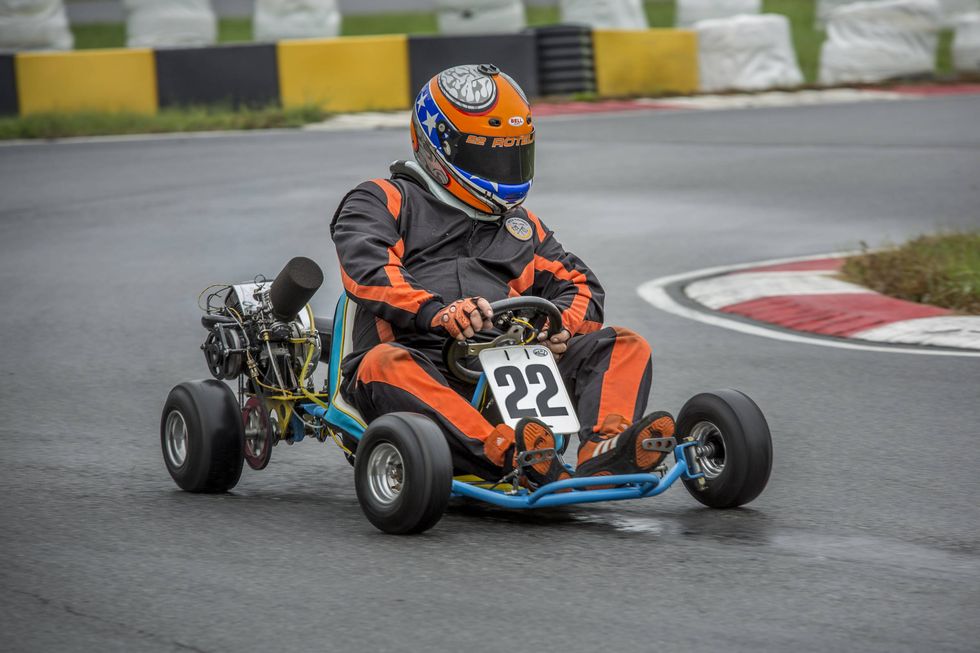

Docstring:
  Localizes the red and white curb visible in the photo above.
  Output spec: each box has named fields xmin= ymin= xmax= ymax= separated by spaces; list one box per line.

xmin=638 ymin=253 xmax=980 ymax=357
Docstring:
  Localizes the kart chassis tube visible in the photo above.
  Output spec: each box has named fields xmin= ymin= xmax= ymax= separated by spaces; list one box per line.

xmin=303 ymin=400 xmax=701 ymax=509
xmin=305 ymin=315 xmax=703 ymax=509
xmin=449 ymin=443 xmax=700 ymax=509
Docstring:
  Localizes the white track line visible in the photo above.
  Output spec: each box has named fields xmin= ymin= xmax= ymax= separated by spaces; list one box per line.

xmin=637 ymin=252 xmax=980 ymax=358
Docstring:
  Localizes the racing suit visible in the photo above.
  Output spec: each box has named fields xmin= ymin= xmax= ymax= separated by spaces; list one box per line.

xmin=330 ymin=164 xmax=653 ymax=479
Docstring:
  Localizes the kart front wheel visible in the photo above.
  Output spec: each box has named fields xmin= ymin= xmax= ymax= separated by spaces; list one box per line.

xmin=676 ymin=389 xmax=772 ymax=509
xmin=161 ymin=380 xmax=244 ymax=493
xmin=354 ymin=413 xmax=453 ymax=535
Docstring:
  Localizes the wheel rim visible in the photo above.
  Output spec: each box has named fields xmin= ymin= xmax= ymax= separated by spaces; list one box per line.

xmin=164 ymin=410 xmax=189 ymax=468
xmin=690 ymin=420 xmax=726 ymax=479
xmin=366 ymin=442 xmax=404 ymax=505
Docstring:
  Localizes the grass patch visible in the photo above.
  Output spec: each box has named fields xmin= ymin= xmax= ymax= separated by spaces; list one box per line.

xmin=342 ymin=11 xmax=437 ymax=36
xmin=0 ymin=105 xmax=328 ymax=140
xmin=842 ymin=232 xmax=980 ymax=314
xmin=72 ymin=19 xmax=255 ymax=49
xmin=72 ymin=22 xmax=125 ymax=49
xmin=937 ymin=30 xmax=954 ymax=76
xmin=763 ymin=0 xmax=822 ymax=84
xmin=645 ymin=0 xmax=676 ymax=27
xmin=218 ymin=17 xmax=253 ymax=43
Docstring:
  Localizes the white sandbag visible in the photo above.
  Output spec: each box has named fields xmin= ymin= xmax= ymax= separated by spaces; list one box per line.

xmin=815 ymin=0 xmax=863 ymax=29
xmin=124 ymin=0 xmax=216 ymax=48
xmin=0 ymin=0 xmax=73 ymax=51
xmin=952 ymin=11 xmax=980 ymax=70
xmin=696 ymin=13 xmax=803 ymax=92
xmin=559 ymin=0 xmax=648 ymax=29
xmin=819 ymin=0 xmax=942 ymax=85
xmin=676 ymin=0 xmax=761 ymax=28
xmin=436 ymin=0 xmax=526 ymax=34
xmin=254 ymin=0 xmax=340 ymax=41
xmin=937 ymin=0 xmax=980 ymax=26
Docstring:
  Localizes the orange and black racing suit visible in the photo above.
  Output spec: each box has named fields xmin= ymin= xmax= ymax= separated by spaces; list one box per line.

xmin=330 ymin=167 xmax=653 ymax=479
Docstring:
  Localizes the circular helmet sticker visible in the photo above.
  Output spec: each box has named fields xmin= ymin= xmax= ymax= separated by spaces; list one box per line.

xmin=505 ymin=217 xmax=533 ymax=241
xmin=437 ymin=65 xmax=498 ymax=113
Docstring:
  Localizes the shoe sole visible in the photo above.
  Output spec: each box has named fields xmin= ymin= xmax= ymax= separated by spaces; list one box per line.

xmin=634 ymin=411 xmax=675 ymax=471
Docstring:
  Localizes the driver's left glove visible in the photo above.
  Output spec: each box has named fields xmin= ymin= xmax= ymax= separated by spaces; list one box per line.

xmin=429 ymin=297 xmax=493 ymax=340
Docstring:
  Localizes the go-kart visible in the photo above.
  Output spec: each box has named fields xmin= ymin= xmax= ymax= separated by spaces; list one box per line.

xmin=161 ymin=257 xmax=773 ymax=534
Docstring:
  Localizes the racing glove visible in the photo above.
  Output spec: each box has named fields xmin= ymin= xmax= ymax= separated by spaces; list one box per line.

xmin=429 ymin=297 xmax=489 ymax=340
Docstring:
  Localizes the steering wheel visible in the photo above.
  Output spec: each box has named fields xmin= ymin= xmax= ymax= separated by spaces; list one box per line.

xmin=444 ymin=297 xmax=564 ymax=383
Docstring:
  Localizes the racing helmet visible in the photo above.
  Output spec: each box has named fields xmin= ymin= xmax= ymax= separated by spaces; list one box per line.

xmin=411 ymin=64 xmax=535 ymax=215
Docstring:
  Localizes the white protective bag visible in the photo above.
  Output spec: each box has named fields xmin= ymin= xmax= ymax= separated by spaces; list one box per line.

xmin=938 ymin=0 xmax=980 ymax=26
xmin=0 ymin=0 xmax=73 ymax=51
xmin=815 ymin=0 xmax=863 ymax=29
xmin=819 ymin=0 xmax=942 ymax=85
xmin=696 ymin=13 xmax=803 ymax=92
xmin=559 ymin=0 xmax=648 ymax=29
xmin=124 ymin=0 xmax=217 ymax=48
xmin=254 ymin=0 xmax=340 ymax=41
xmin=436 ymin=0 xmax=526 ymax=34
xmin=676 ymin=0 xmax=761 ymax=28
xmin=952 ymin=11 xmax=980 ymax=69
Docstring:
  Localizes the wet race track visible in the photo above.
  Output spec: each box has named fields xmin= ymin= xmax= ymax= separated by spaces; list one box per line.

xmin=1 ymin=96 xmax=979 ymax=652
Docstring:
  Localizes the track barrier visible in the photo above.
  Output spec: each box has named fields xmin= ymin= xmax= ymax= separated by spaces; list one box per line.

xmin=14 ymin=47 xmax=157 ymax=115
xmin=696 ymin=14 xmax=803 ymax=92
xmin=592 ymin=28 xmax=699 ymax=97
xmin=277 ymin=35 xmax=409 ymax=114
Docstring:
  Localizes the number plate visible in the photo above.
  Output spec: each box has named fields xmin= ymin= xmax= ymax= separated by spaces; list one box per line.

xmin=478 ymin=345 xmax=580 ymax=435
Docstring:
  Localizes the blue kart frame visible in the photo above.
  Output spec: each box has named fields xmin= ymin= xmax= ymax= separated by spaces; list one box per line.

xmin=299 ymin=294 xmax=705 ymax=511
xmin=165 ymin=269 xmax=770 ymax=535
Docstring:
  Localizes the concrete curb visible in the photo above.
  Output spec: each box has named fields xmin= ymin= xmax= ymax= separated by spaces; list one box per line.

xmin=638 ymin=253 xmax=980 ymax=357
xmin=686 ymin=257 xmax=980 ymax=351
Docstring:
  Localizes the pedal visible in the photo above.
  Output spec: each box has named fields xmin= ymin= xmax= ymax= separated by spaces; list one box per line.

xmin=641 ymin=437 xmax=676 ymax=453
xmin=516 ymin=447 xmax=556 ymax=468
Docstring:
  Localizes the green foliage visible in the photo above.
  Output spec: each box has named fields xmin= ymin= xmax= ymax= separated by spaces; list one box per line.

xmin=842 ymin=233 xmax=980 ymax=314
xmin=0 ymin=105 xmax=328 ymax=140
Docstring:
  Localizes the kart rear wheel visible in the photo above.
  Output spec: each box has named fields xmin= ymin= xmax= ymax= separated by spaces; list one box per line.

xmin=676 ymin=389 xmax=772 ymax=509
xmin=161 ymin=379 xmax=244 ymax=493
xmin=354 ymin=413 xmax=453 ymax=535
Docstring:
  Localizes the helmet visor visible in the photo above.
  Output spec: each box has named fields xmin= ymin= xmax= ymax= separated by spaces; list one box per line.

xmin=444 ymin=131 xmax=535 ymax=185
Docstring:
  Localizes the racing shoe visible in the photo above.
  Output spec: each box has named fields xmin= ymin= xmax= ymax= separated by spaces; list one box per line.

xmin=575 ymin=411 xmax=676 ymax=479
xmin=512 ymin=417 xmax=571 ymax=488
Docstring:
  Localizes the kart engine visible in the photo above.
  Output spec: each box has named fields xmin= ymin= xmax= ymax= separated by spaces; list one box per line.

xmin=199 ymin=257 xmax=325 ymax=395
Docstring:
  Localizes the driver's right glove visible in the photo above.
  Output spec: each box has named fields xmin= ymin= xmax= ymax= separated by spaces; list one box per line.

xmin=429 ymin=297 xmax=487 ymax=340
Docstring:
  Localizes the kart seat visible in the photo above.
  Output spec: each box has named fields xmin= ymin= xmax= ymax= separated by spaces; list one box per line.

xmin=313 ymin=315 xmax=332 ymax=363
xmin=324 ymin=294 xmax=368 ymax=437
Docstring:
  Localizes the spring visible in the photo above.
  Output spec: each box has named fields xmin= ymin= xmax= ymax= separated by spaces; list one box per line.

xmin=696 ymin=443 xmax=718 ymax=458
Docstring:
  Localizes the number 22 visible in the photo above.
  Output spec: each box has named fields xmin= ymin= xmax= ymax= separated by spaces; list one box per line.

xmin=493 ymin=364 xmax=570 ymax=419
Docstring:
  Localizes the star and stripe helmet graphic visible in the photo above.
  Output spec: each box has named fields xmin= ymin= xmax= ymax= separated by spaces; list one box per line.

xmin=411 ymin=64 xmax=535 ymax=215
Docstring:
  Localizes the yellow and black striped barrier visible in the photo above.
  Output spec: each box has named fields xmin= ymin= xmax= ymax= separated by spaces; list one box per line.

xmin=0 ymin=29 xmax=698 ymax=117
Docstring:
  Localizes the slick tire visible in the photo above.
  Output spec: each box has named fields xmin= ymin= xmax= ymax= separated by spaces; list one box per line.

xmin=161 ymin=379 xmax=245 ymax=493
xmin=354 ymin=413 xmax=453 ymax=535
xmin=677 ymin=389 xmax=772 ymax=509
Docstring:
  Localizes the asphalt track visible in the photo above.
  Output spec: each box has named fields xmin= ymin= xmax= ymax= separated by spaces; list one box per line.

xmin=1 ymin=95 xmax=979 ymax=652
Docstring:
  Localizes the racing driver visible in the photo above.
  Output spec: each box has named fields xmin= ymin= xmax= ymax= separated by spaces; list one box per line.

xmin=330 ymin=64 xmax=675 ymax=487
